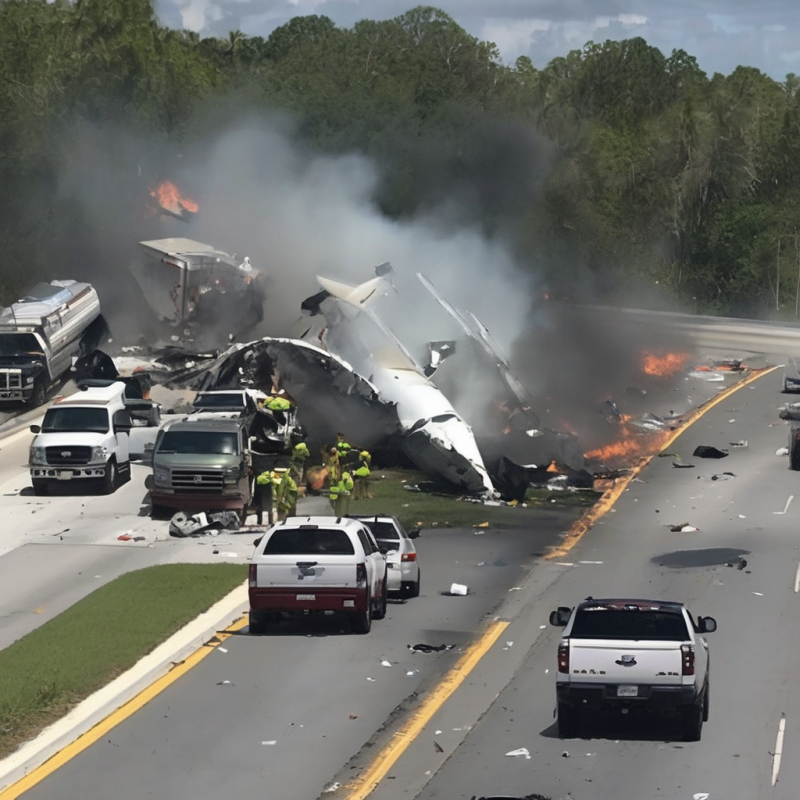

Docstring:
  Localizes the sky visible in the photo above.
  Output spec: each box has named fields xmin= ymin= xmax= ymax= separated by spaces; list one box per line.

xmin=154 ymin=0 xmax=800 ymax=80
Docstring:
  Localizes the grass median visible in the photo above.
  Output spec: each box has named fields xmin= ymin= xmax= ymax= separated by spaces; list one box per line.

xmin=0 ymin=563 xmax=245 ymax=761
xmin=340 ymin=468 xmax=600 ymax=531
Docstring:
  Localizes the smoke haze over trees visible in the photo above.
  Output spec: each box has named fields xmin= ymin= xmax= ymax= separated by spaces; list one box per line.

xmin=2 ymin=0 xmax=800 ymax=320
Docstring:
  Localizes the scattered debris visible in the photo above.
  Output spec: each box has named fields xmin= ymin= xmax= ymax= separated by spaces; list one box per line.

xmin=169 ymin=510 xmax=241 ymax=537
xmin=693 ymin=794 xmax=710 ymax=800
xmin=349 ymin=714 xmax=358 ymax=720
xmin=670 ymin=523 xmax=699 ymax=532
xmin=711 ymin=472 xmax=736 ymax=481
xmin=322 ymin=782 xmax=341 ymax=793
xmin=561 ymin=750 xmax=570 ymax=758
xmin=777 ymin=447 xmax=789 ymax=456
xmin=693 ymin=445 xmax=728 ymax=459
xmin=261 ymin=740 xmax=277 ymax=746
xmin=672 ymin=461 xmax=695 ymax=469
xmin=448 ymin=583 xmax=469 ymax=596
xmin=380 ymin=660 xmax=392 ymax=667
xmin=117 ymin=534 xmax=132 ymax=541
xmin=505 ymin=747 xmax=531 ymax=759
xmin=753 ymin=592 xmax=764 ymax=596
xmin=434 ymin=741 xmax=444 ymax=753
xmin=729 ymin=440 xmax=748 ymax=448
xmin=216 ymin=680 xmax=232 ymax=686
xmin=408 ymin=643 xmax=455 ymax=653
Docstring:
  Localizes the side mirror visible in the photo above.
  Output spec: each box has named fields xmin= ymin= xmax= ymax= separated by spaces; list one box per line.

xmin=30 ymin=424 xmax=41 ymax=434
xmin=697 ymin=616 xmax=717 ymax=633
xmin=408 ymin=528 xmax=421 ymax=539
xmin=253 ymin=536 xmax=263 ymax=548
xmin=549 ymin=606 xmax=572 ymax=626
xmin=113 ymin=409 xmax=132 ymax=433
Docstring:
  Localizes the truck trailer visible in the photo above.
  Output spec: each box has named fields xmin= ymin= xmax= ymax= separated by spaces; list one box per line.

xmin=131 ymin=238 xmax=264 ymax=347
xmin=0 ymin=280 xmax=103 ymax=406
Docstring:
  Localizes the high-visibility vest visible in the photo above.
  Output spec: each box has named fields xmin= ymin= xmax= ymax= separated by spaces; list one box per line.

xmin=256 ymin=471 xmax=272 ymax=486
xmin=266 ymin=396 xmax=292 ymax=410
xmin=276 ymin=473 xmax=297 ymax=508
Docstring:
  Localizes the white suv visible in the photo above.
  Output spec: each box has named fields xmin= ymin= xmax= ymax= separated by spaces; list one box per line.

xmin=349 ymin=514 xmax=421 ymax=598
xmin=249 ymin=516 xmax=388 ymax=634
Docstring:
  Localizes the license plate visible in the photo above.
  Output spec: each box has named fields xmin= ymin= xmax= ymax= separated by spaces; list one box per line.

xmin=57 ymin=471 xmax=73 ymax=481
xmin=296 ymin=594 xmax=316 ymax=601
xmin=617 ymin=685 xmax=638 ymax=697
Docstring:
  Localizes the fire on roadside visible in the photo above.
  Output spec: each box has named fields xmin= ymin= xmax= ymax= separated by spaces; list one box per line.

xmin=641 ymin=351 xmax=690 ymax=378
xmin=149 ymin=180 xmax=199 ymax=218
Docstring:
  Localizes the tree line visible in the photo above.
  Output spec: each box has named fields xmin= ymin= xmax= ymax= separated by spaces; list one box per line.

xmin=2 ymin=0 xmax=800 ymax=318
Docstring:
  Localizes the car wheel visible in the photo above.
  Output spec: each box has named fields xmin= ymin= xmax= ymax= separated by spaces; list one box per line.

xmin=150 ymin=502 xmax=169 ymax=520
xmin=702 ymin=679 xmax=710 ymax=722
xmin=249 ymin=610 xmax=268 ymax=634
xmin=30 ymin=378 xmax=47 ymax=408
xmin=791 ymin=442 xmax=800 ymax=471
xmin=409 ymin=569 xmax=421 ymax=598
xmin=32 ymin=479 xmax=49 ymax=496
xmin=557 ymin=701 xmax=578 ymax=738
xmin=682 ymin=703 xmax=703 ymax=741
xmin=351 ymin=594 xmax=372 ymax=634
xmin=373 ymin=579 xmax=388 ymax=620
xmin=101 ymin=460 xmax=117 ymax=495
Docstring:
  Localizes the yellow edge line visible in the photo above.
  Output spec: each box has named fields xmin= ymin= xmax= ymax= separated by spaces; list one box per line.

xmin=344 ymin=619 xmax=510 ymax=800
xmin=546 ymin=366 xmax=778 ymax=559
xmin=0 ymin=615 xmax=249 ymax=800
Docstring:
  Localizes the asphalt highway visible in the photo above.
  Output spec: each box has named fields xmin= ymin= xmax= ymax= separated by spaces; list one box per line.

xmin=360 ymin=367 xmax=800 ymax=800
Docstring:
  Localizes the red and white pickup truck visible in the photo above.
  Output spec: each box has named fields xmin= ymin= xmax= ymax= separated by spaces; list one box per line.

xmin=549 ymin=597 xmax=717 ymax=741
xmin=248 ymin=516 xmax=387 ymax=634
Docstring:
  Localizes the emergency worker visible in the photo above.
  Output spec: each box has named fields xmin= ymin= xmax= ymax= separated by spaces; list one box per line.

xmin=325 ymin=446 xmax=341 ymax=484
xmin=332 ymin=471 xmax=354 ymax=517
xmin=253 ymin=468 xmax=274 ymax=526
xmin=275 ymin=470 xmax=298 ymax=522
xmin=264 ymin=393 xmax=292 ymax=412
xmin=288 ymin=441 xmax=309 ymax=483
xmin=353 ymin=449 xmax=372 ymax=500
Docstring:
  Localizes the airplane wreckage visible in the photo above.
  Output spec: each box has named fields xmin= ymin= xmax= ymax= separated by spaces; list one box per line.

xmin=86 ymin=264 xmax=583 ymax=499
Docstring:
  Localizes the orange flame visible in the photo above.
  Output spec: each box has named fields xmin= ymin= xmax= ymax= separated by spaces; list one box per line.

xmin=150 ymin=180 xmax=199 ymax=215
xmin=642 ymin=351 xmax=690 ymax=378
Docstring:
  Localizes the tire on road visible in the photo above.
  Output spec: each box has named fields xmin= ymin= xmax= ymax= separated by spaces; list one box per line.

xmin=249 ymin=610 xmax=268 ymax=634
xmin=351 ymin=593 xmax=372 ymax=634
xmin=373 ymin=579 xmax=388 ymax=620
xmin=682 ymin=702 xmax=703 ymax=741
xmin=557 ymin=701 xmax=578 ymax=738
xmin=702 ymin=679 xmax=710 ymax=723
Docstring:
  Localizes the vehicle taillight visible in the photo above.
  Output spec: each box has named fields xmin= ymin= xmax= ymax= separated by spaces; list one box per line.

xmin=401 ymin=552 xmax=417 ymax=562
xmin=557 ymin=642 xmax=570 ymax=673
xmin=356 ymin=562 xmax=367 ymax=588
xmin=681 ymin=644 xmax=695 ymax=675
xmin=248 ymin=564 xmax=257 ymax=587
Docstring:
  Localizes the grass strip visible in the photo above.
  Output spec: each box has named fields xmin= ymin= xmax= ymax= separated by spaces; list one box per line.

xmin=0 ymin=563 xmax=244 ymax=760
xmin=341 ymin=468 xmax=599 ymax=531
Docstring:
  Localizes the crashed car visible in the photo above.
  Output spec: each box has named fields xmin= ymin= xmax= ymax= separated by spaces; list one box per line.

xmin=783 ymin=358 xmax=800 ymax=393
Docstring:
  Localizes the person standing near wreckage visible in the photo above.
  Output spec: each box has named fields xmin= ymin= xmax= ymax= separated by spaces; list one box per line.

xmin=353 ymin=449 xmax=372 ymax=500
xmin=254 ymin=468 xmax=275 ymax=526
xmin=289 ymin=441 xmax=309 ymax=483
xmin=325 ymin=446 xmax=341 ymax=484
xmin=275 ymin=470 xmax=297 ymax=522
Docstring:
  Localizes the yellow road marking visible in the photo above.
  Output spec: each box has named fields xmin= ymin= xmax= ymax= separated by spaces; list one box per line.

xmin=546 ymin=366 xmax=778 ymax=559
xmin=0 ymin=616 xmax=249 ymax=800
xmin=344 ymin=619 xmax=509 ymax=800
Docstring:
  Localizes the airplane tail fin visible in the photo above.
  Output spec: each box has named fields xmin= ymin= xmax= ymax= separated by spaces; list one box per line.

xmin=316 ymin=262 xmax=394 ymax=309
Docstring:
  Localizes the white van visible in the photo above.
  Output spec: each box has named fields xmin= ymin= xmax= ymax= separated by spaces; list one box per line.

xmin=29 ymin=381 xmax=132 ymax=495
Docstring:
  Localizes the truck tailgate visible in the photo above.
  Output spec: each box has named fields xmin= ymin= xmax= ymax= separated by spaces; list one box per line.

xmin=254 ymin=555 xmax=356 ymax=588
xmin=568 ymin=638 xmax=684 ymax=685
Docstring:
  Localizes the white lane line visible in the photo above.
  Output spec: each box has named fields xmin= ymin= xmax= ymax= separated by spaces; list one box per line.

xmin=794 ymin=563 xmax=800 ymax=594
xmin=774 ymin=495 xmax=795 ymax=515
xmin=772 ymin=715 xmax=786 ymax=786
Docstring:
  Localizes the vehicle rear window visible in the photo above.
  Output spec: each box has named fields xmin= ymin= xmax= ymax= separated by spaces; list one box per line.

xmin=359 ymin=520 xmax=399 ymax=540
xmin=193 ymin=393 xmax=245 ymax=409
xmin=264 ymin=528 xmax=355 ymax=556
xmin=570 ymin=609 xmax=690 ymax=641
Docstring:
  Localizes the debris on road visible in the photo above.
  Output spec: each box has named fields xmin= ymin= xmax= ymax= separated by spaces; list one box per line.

xmin=777 ymin=447 xmax=790 ymax=456
xmin=711 ymin=472 xmax=736 ymax=481
xmin=447 ymin=583 xmax=469 ymax=596
xmin=670 ymin=523 xmax=699 ymax=532
xmin=672 ymin=460 xmax=695 ymax=469
xmin=408 ymin=643 xmax=455 ymax=653
xmin=380 ymin=660 xmax=392 ymax=667
xmin=434 ymin=741 xmax=444 ymax=753
xmin=169 ymin=510 xmax=241 ymax=537
xmin=730 ymin=440 xmax=748 ymax=448
xmin=504 ymin=747 xmax=531 ymax=759
xmin=693 ymin=445 xmax=728 ymax=459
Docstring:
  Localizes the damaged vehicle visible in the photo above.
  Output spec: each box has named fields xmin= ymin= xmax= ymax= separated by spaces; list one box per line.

xmin=131 ymin=238 xmax=264 ymax=347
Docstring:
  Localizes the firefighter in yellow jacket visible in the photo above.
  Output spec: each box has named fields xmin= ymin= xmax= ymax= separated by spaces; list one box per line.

xmin=352 ymin=449 xmax=372 ymax=500
xmin=275 ymin=470 xmax=298 ymax=521
xmin=329 ymin=471 xmax=354 ymax=517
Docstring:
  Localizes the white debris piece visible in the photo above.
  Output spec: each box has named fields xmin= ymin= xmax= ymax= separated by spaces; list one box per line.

xmin=261 ymin=740 xmax=277 ymax=745
xmin=449 ymin=583 xmax=468 ymax=595
xmin=381 ymin=660 xmax=392 ymax=667
xmin=777 ymin=447 xmax=790 ymax=456
xmin=505 ymin=747 xmax=531 ymax=759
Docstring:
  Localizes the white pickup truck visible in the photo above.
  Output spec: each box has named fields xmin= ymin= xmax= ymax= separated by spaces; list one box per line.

xmin=549 ymin=597 xmax=717 ymax=741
